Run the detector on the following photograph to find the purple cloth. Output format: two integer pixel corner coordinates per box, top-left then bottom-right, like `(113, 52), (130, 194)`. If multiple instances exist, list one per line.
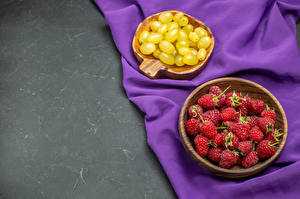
(94, 0), (300, 198)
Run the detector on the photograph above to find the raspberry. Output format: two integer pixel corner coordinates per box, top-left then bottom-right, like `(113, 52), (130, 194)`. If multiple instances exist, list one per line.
(261, 107), (276, 120)
(256, 140), (278, 159)
(198, 94), (216, 109)
(188, 105), (203, 119)
(238, 141), (252, 156)
(242, 151), (259, 168)
(185, 118), (200, 135)
(233, 123), (250, 141)
(247, 116), (259, 128)
(249, 125), (264, 142)
(202, 109), (221, 126)
(258, 117), (275, 133)
(194, 135), (210, 157)
(236, 103), (248, 116)
(219, 150), (238, 169)
(209, 86), (226, 107)
(213, 133), (223, 146)
(224, 121), (237, 132)
(221, 107), (236, 121)
(265, 129), (282, 143)
(244, 96), (252, 110)
(207, 147), (222, 163)
(200, 121), (217, 139)
(223, 132), (239, 150)
(225, 92), (242, 107)
(250, 100), (266, 114)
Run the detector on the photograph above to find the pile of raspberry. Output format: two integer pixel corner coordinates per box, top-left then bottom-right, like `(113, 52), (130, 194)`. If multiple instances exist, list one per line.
(185, 85), (282, 169)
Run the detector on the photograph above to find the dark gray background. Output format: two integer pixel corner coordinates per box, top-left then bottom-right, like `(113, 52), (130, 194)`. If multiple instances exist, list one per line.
(0, 0), (299, 198)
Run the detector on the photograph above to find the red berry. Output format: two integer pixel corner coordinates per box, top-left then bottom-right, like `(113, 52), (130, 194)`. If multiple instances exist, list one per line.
(261, 109), (276, 120)
(249, 125), (264, 142)
(202, 109), (221, 126)
(258, 117), (275, 133)
(233, 123), (250, 141)
(244, 96), (252, 110)
(208, 147), (223, 163)
(242, 151), (259, 168)
(256, 140), (277, 159)
(237, 103), (248, 116)
(200, 121), (217, 139)
(188, 105), (203, 119)
(221, 107), (236, 121)
(194, 135), (210, 157)
(213, 133), (223, 146)
(250, 100), (266, 114)
(225, 92), (242, 107)
(198, 94), (216, 109)
(265, 129), (282, 143)
(185, 118), (200, 135)
(223, 132), (239, 150)
(224, 121), (237, 132)
(219, 150), (238, 169)
(248, 116), (259, 128)
(209, 86), (226, 107)
(238, 141), (252, 156)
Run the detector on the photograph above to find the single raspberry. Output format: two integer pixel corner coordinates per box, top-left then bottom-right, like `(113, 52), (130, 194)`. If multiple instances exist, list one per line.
(233, 123), (250, 141)
(209, 86), (228, 107)
(224, 121), (237, 132)
(209, 86), (222, 95)
(202, 109), (221, 126)
(258, 117), (275, 133)
(194, 135), (210, 157)
(241, 151), (259, 168)
(247, 116), (259, 128)
(261, 105), (276, 120)
(200, 121), (217, 139)
(265, 129), (282, 143)
(250, 99), (266, 114)
(249, 125), (264, 142)
(225, 92), (242, 107)
(213, 133), (223, 146)
(185, 118), (200, 135)
(223, 132), (239, 150)
(198, 94), (217, 109)
(244, 96), (252, 110)
(237, 103), (248, 116)
(221, 107), (236, 121)
(238, 141), (253, 156)
(207, 147), (223, 163)
(256, 140), (278, 159)
(188, 105), (203, 119)
(233, 113), (240, 123)
(219, 150), (238, 169)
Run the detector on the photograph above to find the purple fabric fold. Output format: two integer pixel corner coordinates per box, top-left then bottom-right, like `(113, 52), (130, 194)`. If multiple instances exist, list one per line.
(94, 0), (300, 198)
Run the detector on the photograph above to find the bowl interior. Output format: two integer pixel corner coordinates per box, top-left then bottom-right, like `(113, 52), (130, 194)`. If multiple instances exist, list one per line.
(132, 10), (215, 75)
(179, 78), (287, 178)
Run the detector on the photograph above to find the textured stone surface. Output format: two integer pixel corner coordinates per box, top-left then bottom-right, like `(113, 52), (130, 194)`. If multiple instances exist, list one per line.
(0, 0), (299, 198)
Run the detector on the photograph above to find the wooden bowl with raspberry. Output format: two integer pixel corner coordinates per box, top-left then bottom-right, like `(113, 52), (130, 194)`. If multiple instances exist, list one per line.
(178, 77), (288, 178)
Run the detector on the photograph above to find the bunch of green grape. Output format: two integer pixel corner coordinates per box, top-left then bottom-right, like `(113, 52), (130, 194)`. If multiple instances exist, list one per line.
(138, 11), (212, 66)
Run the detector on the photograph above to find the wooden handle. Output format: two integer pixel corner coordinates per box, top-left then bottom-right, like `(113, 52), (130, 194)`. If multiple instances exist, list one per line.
(139, 59), (166, 79)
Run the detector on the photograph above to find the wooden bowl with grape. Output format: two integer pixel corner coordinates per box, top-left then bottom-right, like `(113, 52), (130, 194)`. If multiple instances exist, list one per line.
(132, 10), (214, 80)
(178, 77), (288, 178)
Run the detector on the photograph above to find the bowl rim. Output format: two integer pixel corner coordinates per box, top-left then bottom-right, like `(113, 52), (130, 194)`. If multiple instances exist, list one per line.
(132, 10), (215, 75)
(178, 77), (288, 177)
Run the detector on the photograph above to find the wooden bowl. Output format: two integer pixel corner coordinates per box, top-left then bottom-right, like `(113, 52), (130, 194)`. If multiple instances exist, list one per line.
(132, 10), (214, 79)
(178, 77), (288, 178)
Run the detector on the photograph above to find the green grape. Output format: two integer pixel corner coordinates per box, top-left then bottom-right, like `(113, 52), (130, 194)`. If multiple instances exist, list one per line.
(167, 22), (179, 31)
(173, 12), (184, 22)
(147, 32), (163, 44)
(178, 47), (191, 55)
(139, 31), (149, 44)
(177, 30), (188, 41)
(197, 48), (207, 61)
(176, 40), (189, 50)
(194, 27), (208, 38)
(183, 54), (198, 65)
(159, 52), (175, 65)
(178, 16), (189, 26)
(165, 29), (179, 42)
(159, 40), (175, 54)
(183, 24), (193, 33)
(150, 21), (161, 32)
(189, 32), (200, 42)
(175, 55), (184, 66)
(191, 48), (197, 56)
(140, 43), (156, 55)
(198, 36), (211, 49)
(172, 49), (177, 56)
(153, 48), (161, 58)
(158, 24), (168, 34)
(158, 12), (173, 24)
